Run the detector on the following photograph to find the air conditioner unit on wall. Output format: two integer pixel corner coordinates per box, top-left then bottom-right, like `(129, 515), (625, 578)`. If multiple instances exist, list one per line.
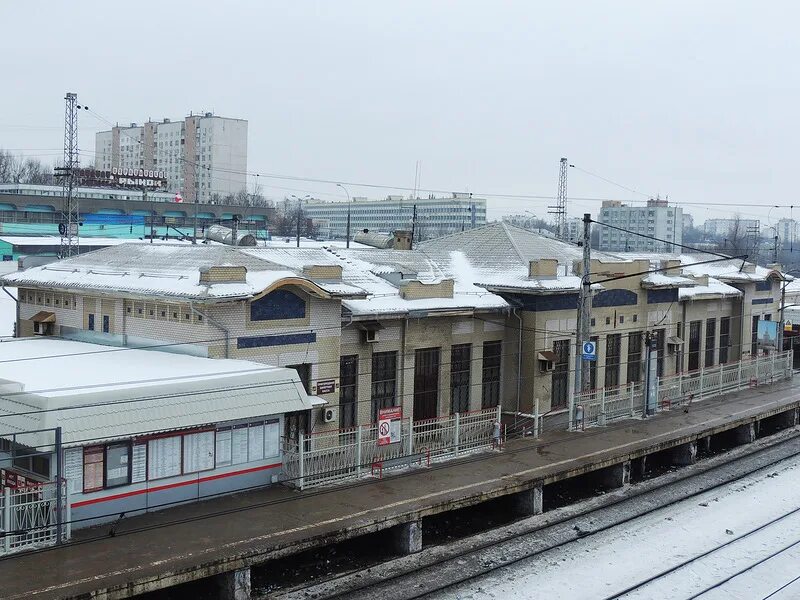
(323, 407), (338, 423)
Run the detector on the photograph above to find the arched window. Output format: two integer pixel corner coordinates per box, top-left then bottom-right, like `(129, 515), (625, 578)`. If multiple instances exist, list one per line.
(250, 289), (306, 321)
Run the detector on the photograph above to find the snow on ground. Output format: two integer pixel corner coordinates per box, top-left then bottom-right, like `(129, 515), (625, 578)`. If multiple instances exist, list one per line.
(436, 456), (800, 600)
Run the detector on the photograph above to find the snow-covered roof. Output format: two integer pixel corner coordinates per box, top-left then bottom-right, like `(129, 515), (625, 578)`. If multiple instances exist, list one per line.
(679, 277), (742, 300)
(420, 222), (624, 270)
(261, 237), (371, 249)
(614, 252), (784, 283)
(0, 338), (316, 447)
(242, 247), (510, 317)
(0, 244), (364, 301)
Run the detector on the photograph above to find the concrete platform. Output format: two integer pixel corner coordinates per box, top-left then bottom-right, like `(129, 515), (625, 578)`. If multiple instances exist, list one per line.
(3, 378), (799, 600)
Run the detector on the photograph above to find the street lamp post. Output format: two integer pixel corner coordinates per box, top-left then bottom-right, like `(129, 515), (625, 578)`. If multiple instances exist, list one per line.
(291, 195), (311, 247)
(336, 183), (352, 248)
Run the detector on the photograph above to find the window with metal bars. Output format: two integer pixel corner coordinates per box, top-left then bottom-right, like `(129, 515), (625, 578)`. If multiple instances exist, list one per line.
(654, 329), (665, 377)
(705, 318), (717, 367)
(551, 339), (570, 409)
(414, 347), (440, 420)
(481, 341), (502, 409)
(605, 334), (622, 388)
(719, 317), (730, 364)
(339, 355), (358, 429)
(589, 335), (599, 390)
(752, 315), (759, 356)
(371, 351), (397, 422)
(627, 332), (642, 383)
(689, 320), (701, 371)
(450, 344), (471, 414)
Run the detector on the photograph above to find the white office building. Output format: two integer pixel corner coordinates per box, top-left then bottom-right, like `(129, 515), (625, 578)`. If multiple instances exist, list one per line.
(302, 194), (487, 241)
(95, 113), (248, 203)
(598, 199), (683, 253)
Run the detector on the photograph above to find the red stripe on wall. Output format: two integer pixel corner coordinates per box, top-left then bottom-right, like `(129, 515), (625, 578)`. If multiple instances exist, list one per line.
(71, 462), (282, 508)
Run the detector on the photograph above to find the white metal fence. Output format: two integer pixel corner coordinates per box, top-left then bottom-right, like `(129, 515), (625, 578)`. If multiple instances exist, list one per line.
(283, 406), (501, 489)
(575, 351), (794, 429)
(0, 479), (69, 555)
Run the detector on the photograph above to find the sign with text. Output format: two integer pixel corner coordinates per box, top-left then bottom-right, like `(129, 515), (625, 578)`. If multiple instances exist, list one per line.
(315, 379), (336, 395)
(72, 167), (167, 190)
(377, 406), (403, 446)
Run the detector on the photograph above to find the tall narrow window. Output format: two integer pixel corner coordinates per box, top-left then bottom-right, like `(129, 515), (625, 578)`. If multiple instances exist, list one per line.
(654, 329), (665, 377)
(719, 317), (731, 364)
(627, 332), (642, 383)
(414, 347), (441, 420)
(752, 315), (760, 356)
(589, 335), (599, 390)
(551, 339), (570, 408)
(705, 318), (717, 367)
(688, 321), (701, 371)
(371, 351), (397, 421)
(481, 341), (502, 409)
(87, 313), (95, 331)
(102, 315), (110, 333)
(450, 344), (471, 414)
(339, 355), (358, 429)
(605, 334), (621, 388)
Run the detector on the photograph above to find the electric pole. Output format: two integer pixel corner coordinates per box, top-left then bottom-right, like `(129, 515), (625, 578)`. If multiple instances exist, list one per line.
(573, 213), (592, 423)
(58, 92), (80, 258)
(549, 158), (569, 240)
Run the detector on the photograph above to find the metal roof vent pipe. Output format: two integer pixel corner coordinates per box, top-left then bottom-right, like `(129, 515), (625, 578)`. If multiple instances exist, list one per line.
(205, 224), (257, 247)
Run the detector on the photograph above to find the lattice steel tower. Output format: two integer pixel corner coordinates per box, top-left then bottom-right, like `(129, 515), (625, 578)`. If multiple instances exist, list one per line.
(549, 157), (569, 240)
(58, 92), (80, 258)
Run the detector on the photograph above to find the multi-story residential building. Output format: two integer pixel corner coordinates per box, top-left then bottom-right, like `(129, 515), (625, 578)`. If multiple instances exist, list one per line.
(773, 218), (798, 246)
(3, 223), (782, 439)
(598, 198), (683, 253)
(95, 113), (248, 203)
(703, 218), (760, 239)
(301, 194), (486, 241)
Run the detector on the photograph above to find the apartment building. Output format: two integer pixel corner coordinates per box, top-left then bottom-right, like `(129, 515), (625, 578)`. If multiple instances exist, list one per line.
(95, 113), (248, 203)
(598, 199), (683, 252)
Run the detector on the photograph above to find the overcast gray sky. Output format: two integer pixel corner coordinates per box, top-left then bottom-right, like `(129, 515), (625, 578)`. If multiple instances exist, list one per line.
(1, 1), (798, 226)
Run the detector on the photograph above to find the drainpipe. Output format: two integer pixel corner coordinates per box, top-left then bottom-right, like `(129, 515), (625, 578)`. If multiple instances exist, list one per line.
(513, 308), (523, 423)
(190, 302), (230, 358)
(2, 285), (19, 338)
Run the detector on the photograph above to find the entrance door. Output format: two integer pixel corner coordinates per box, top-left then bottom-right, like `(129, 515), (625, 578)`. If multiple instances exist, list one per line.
(414, 348), (440, 421)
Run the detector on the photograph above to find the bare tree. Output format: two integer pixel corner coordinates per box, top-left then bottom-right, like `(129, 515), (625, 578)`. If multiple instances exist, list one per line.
(0, 150), (55, 185)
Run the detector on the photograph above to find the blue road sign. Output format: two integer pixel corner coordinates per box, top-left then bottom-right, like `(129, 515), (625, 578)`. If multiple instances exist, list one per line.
(582, 341), (597, 361)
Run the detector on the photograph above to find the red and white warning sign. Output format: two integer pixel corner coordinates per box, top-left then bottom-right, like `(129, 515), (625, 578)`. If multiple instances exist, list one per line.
(377, 406), (403, 446)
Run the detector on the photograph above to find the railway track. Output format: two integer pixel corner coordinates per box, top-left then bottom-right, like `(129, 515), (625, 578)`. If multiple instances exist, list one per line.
(268, 428), (800, 600)
(604, 507), (800, 599)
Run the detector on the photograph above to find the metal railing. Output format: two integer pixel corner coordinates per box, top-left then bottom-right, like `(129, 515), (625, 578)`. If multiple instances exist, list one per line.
(0, 479), (69, 555)
(575, 351), (793, 429)
(283, 406), (501, 489)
